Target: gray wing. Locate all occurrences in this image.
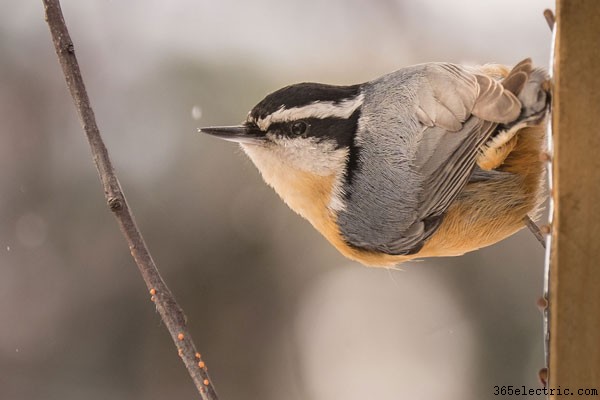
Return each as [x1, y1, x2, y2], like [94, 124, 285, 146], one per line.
[337, 62, 523, 255]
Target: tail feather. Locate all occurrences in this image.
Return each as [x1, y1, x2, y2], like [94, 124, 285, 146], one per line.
[517, 67, 550, 119]
[502, 57, 532, 95]
[476, 59, 550, 171]
[503, 58, 550, 121]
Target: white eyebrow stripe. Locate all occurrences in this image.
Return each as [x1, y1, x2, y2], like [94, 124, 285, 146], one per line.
[254, 93, 364, 131]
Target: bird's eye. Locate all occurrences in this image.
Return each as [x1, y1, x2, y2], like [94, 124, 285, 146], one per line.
[290, 121, 308, 136]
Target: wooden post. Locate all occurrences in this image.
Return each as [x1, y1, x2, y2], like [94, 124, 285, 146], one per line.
[550, 0, 600, 398]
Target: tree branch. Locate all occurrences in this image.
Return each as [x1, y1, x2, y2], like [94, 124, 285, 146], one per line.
[41, 1, 218, 398]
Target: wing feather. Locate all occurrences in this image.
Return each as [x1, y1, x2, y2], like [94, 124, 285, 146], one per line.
[338, 60, 530, 255]
[388, 64, 523, 254]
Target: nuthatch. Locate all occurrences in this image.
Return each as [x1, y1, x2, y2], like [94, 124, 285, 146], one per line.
[200, 58, 549, 267]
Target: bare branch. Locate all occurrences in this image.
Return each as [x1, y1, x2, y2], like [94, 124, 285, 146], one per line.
[523, 216, 547, 249]
[41, 1, 218, 398]
[544, 9, 556, 32]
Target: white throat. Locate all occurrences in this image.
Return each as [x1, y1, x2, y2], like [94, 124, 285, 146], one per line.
[241, 140, 349, 213]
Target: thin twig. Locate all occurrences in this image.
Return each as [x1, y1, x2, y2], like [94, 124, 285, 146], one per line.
[41, 1, 218, 398]
[523, 216, 547, 249]
[539, 4, 556, 381]
[521, 9, 556, 252]
[544, 9, 556, 32]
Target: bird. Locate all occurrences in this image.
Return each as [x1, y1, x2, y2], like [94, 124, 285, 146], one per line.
[200, 58, 550, 267]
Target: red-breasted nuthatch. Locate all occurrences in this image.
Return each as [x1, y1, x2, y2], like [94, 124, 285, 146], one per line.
[200, 58, 549, 267]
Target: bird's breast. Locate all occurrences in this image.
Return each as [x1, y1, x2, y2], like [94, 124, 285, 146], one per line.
[241, 144, 340, 234]
[240, 143, 412, 265]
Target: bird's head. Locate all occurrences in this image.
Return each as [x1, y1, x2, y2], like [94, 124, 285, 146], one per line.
[199, 82, 374, 262]
[200, 82, 364, 180]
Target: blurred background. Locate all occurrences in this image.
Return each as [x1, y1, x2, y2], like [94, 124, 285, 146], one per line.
[1, 1, 553, 399]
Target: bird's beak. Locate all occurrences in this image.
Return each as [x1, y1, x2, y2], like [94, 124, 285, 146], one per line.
[198, 125, 265, 144]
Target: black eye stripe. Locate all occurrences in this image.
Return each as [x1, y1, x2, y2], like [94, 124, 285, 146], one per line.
[265, 110, 360, 150]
